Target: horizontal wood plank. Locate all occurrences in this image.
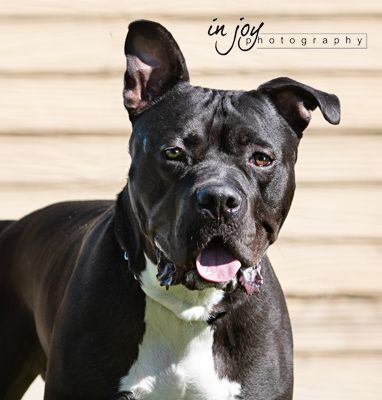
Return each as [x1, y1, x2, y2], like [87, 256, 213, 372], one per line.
[295, 135, 382, 184]
[0, 78, 129, 135]
[0, 135, 381, 186]
[289, 297, 382, 353]
[283, 186, 381, 239]
[2, 0, 382, 18]
[0, 76, 380, 134]
[0, 136, 130, 188]
[0, 19, 379, 75]
[294, 355, 382, 400]
[269, 242, 382, 295]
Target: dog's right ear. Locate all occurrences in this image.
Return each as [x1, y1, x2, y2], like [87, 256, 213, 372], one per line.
[258, 77, 340, 136]
[123, 20, 189, 118]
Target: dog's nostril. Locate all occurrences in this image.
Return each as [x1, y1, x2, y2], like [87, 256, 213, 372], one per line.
[196, 189, 214, 209]
[196, 186, 242, 218]
[226, 194, 241, 210]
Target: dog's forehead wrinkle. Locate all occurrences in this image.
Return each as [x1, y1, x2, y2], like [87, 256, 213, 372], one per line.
[182, 129, 205, 147]
[182, 90, 245, 151]
[137, 87, 280, 153]
[218, 93, 280, 149]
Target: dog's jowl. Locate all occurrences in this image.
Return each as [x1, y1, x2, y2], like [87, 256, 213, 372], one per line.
[0, 20, 340, 400]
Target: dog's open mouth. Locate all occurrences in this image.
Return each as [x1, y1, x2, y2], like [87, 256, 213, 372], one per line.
[196, 242, 241, 283]
[154, 239, 263, 295]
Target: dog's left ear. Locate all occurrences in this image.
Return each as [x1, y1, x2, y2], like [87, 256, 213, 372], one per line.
[123, 20, 189, 118]
[258, 77, 340, 135]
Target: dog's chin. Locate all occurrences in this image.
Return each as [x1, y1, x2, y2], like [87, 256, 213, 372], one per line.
[154, 239, 264, 295]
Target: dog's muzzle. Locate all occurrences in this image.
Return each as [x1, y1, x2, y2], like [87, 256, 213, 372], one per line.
[154, 241, 263, 295]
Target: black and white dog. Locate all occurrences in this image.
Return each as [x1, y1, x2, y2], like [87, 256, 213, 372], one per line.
[0, 20, 340, 400]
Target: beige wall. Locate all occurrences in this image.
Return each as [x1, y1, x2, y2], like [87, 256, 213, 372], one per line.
[0, 1, 381, 399]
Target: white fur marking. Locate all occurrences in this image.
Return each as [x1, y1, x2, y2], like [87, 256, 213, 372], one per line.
[119, 256, 241, 399]
[140, 256, 225, 321]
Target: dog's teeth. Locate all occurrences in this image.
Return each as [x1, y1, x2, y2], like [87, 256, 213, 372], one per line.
[255, 264, 263, 286]
[242, 266, 257, 282]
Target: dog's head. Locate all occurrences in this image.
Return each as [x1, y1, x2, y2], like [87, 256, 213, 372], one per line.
[118, 20, 340, 296]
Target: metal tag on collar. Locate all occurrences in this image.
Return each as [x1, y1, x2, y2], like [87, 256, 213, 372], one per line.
[123, 250, 138, 281]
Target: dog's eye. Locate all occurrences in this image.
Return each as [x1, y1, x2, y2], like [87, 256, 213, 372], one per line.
[250, 152, 273, 167]
[163, 147, 186, 161]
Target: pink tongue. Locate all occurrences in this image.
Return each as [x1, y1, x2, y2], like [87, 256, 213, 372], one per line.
[196, 244, 241, 283]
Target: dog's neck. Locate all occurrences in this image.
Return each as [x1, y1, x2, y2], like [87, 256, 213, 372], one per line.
[141, 255, 225, 322]
[114, 185, 147, 274]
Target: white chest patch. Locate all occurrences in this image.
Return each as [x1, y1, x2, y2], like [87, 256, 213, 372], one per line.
[119, 256, 241, 400]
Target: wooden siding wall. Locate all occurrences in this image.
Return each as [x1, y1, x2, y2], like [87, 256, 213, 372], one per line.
[0, 1, 380, 399]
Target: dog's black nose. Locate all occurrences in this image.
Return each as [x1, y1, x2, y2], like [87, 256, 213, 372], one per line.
[196, 186, 242, 219]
